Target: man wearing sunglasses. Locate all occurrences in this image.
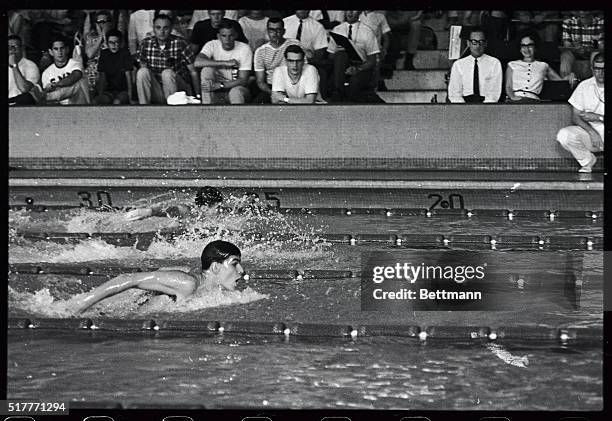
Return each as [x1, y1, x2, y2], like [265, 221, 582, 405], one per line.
[448, 27, 502, 103]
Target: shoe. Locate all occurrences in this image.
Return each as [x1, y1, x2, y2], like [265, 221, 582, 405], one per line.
[578, 155, 597, 173]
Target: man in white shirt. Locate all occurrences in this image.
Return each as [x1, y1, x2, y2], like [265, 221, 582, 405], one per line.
[556, 53, 605, 173]
[328, 10, 380, 102]
[41, 36, 90, 104]
[271, 45, 319, 104]
[128, 10, 155, 57]
[8, 35, 40, 105]
[254, 17, 301, 103]
[283, 10, 329, 97]
[195, 20, 252, 104]
[448, 27, 502, 103]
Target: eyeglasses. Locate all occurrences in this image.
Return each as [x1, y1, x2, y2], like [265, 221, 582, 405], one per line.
[520, 43, 535, 47]
[468, 39, 486, 46]
[592, 66, 605, 72]
[107, 40, 120, 45]
[96, 19, 110, 24]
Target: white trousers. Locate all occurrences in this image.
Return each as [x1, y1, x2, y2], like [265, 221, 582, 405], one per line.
[556, 125, 604, 166]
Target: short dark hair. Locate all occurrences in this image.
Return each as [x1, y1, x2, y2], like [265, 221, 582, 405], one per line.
[154, 12, 173, 24]
[201, 240, 241, 271]
[284, 44, 305, 59]
[218, 19, 235, 32]
[267, 17, 284, 28]
[8, 34, 22, 44]
[48, 35, 68, 50]
[106, 29, 123, 41]
[467, 26, 487, 40]
[593, 52, 605, 64]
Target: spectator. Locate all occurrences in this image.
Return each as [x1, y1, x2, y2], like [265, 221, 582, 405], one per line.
[136, 13, 197, 104]
[560, 11, 604, 78]
[309, 10, 345, 29]
[283, 10, 329, 97]
[84, 10, 113, 93]
[385, 11, 422, 70]
[8, 10, 33, 53]
[128, 9, 154, 57]
[556, 53, 604, 173]
[505, 34, 573, 102]
[239, 10, 269, 52]
[195, 20, 252, 104]
[513, 11, 560, 43]
[8, 35, 40, 105]
[271, 45, 320, 104]
[190, 11, 247, 55]
[448, 27, 502, 103]
[41, 35, 90, 104]
[253, 17, 301, 103]
[328, 10, 380, 102]
[359, 10, 391, 90]
[188, 10, 239, 31]
[94, 29, 133, 105]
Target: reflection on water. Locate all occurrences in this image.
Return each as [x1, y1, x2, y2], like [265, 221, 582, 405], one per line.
[7, 331, 602, 410]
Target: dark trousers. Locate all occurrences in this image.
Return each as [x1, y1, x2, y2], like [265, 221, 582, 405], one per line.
[332, 51, 376, 102]
[9, 92, 37, 105]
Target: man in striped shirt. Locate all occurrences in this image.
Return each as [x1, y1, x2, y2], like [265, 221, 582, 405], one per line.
[560, 11, 604, 78]
[136, 13, 198, 104]
[253, 17, 301, 103]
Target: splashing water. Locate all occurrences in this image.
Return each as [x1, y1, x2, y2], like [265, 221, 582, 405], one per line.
[8, 285, 269, 318]
[9, 193, 332, 266]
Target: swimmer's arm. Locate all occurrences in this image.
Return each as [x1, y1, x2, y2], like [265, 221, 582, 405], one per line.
[74, 271, 197, 314]
[125, 204, 190, 221]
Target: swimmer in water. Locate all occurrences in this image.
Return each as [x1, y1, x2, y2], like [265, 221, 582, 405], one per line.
[74, 240, 244, 314]
[124, 186, 223, 221]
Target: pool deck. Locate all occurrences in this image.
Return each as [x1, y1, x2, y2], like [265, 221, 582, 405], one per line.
[8, 170, 603, 191]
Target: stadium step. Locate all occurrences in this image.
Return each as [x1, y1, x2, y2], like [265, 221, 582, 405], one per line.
[413, 50, 451, 69]
[434, 30, 450, 49]
[377, 90, 447, 103]
[386, 70, 448, 90]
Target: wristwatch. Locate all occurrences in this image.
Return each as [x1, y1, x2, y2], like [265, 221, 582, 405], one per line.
[9, 63, 17, 69]
[219, 83, 225, 89]
[599, 116, 604, 122]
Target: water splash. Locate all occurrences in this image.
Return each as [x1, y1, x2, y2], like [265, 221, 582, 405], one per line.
[8, 285, 269, 318]
[9, 193, 332, 266]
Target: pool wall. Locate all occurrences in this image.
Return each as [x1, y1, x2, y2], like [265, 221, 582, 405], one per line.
[9, 104, 579, 171]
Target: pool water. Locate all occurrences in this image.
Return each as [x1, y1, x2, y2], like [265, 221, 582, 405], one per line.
[7, 199, 603, 409]
[7, 332, 602, 410]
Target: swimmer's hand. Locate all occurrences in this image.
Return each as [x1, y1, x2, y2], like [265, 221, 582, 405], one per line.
[125, 208, 154, 221]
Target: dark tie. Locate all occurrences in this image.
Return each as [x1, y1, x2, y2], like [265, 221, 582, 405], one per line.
[473, 58, 480, 97]
[296, 19, 303, 41]
[348, 24, 353, 40]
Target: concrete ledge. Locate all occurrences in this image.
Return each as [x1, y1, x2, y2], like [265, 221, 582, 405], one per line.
[9, 177, 603, 191]
[9, 104, 578, 170]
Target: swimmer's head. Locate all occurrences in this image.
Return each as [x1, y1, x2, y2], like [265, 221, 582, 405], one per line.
[195, 186, 223, 207]
[201, 240, 244, 290]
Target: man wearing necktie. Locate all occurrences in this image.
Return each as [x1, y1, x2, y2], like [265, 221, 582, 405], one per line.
[448, 27, 502, 103]
[327, 10, 381, 102]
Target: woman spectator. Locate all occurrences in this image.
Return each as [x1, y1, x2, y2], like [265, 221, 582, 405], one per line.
[505, 33, 574, 102]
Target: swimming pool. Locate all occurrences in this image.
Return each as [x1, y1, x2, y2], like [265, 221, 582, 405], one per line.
[7, 198, 603, 410]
